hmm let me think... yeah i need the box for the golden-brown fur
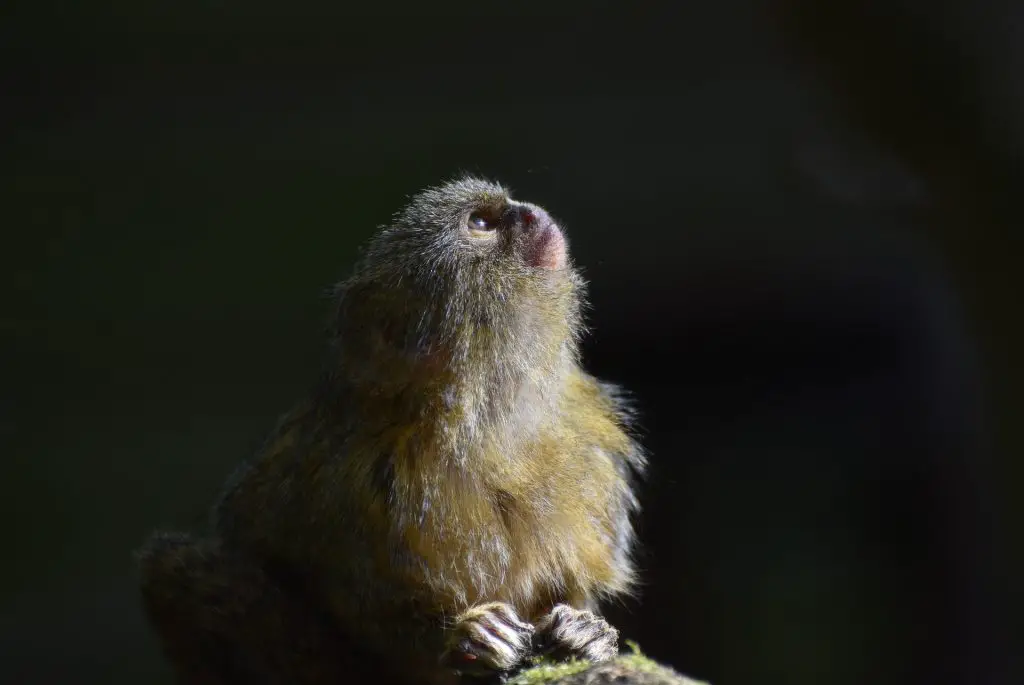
[138,177,646,685]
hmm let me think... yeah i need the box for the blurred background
[2,2,1020,684]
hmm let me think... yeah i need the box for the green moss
[507,658,594,685]
[506,643,709,685]
[606,642,663,674]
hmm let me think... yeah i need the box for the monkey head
[330,177,585,405]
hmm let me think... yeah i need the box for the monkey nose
[510,204,550,232]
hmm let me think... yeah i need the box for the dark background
[3,2,1020,684]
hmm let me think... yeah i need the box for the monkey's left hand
[532,604,620,664]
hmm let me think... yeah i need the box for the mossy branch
[503,644,708,685]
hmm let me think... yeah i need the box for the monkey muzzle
[512,203,567,270]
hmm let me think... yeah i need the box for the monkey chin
[526,222,567,270]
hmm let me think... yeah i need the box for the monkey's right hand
[440,602,536,677]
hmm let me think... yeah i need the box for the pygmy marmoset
[138,177,648,685]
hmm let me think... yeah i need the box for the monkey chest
[395,477,622,616]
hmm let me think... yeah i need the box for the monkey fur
[137,177,647,685]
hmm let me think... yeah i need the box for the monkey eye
[467,209,501,234]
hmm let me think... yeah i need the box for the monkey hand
[533,604,620,664]
[441,602,536,677]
